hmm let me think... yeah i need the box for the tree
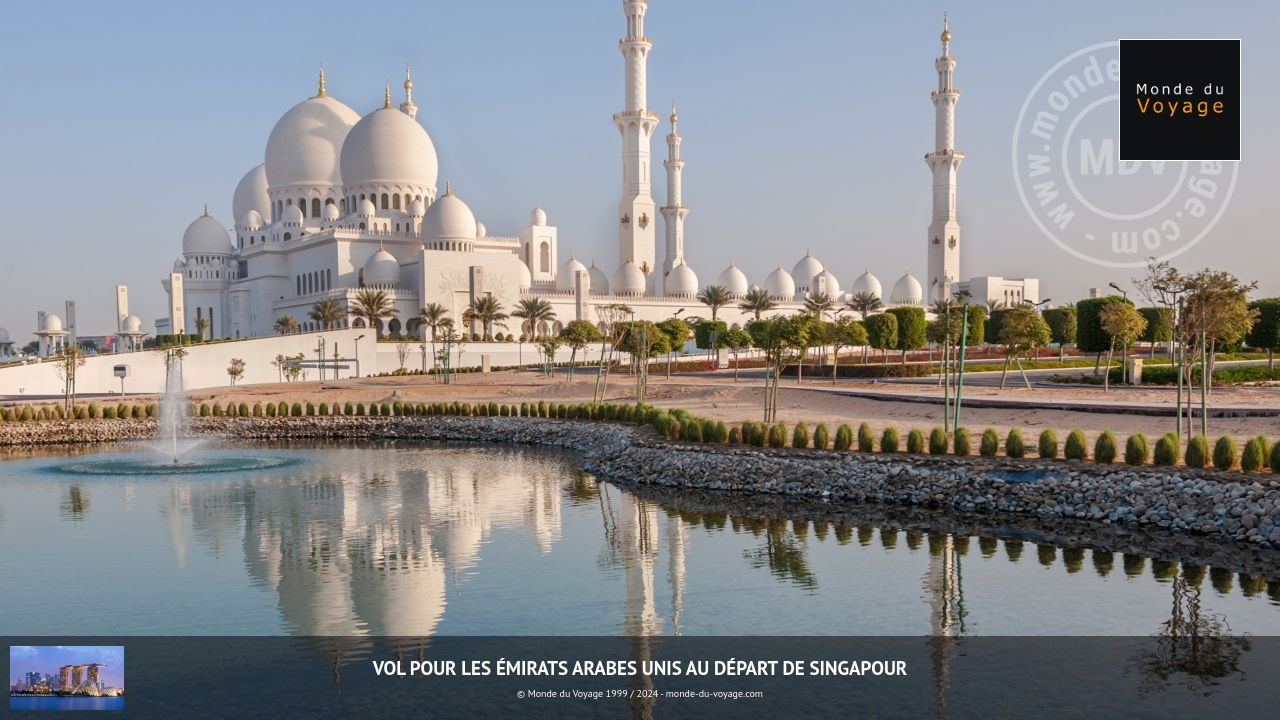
[395,342,411,370]
[1181,269,1257,399]
[416,303,451,341]
[1042,305,1077,360]
[693,319,728,351]
[846,291,882,320]
[54,345,86,413]
[1247,298,1280,371]
[1099,302,1148,391]
[592,303,633,403]
[352,288,397,336]
[804,292,835,321]
[720,326,753,381]
[986,298,1005,312]
[986,307,1016,350]
[738,287,776,320]
[655,317,690,379]
[829,316,868,384]
[747,316,809,422]
[864,313,898,364]
[512,297,555,340]
[1138,306,1174,358]
[697,285,731,322]
[963,304,986,346]
[309,299,343,330]
[194,316,211,342]
[559,320,603,381]
[226,357,245,386]
[1076,296,1130,369]
[997,307,1052,389]
[887,307,927,364]
[535,336,562,376]
[463,295,508,341]
[273,315,299,335]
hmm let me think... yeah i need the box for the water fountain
[151,347,203,465]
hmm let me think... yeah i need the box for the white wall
[0,328,375,397]
[373,340,601,375]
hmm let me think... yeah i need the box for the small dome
[557,256,588,292]
[475,221,487,238]
[322,202,340,221]
[763,265,796,300]
[422,190,477,243]
[890,270,923,305]
[182,211,232,255]
[791,250,825,291]
[363,246,400,286]
[40,314,64,333]
[715,262,749,297]
[408,199,426,217]
[240,209,264,229]
[530,207,547,226]
[588,262,610,295]
[516,258,533,289]
[281,204,304,225]
[814,269,841,297]
[339,105,438,194]
[264,94,360,190]
[665,262,699,298]
[850,268,882,299]
[357,197,376,217]
[123,315,143,333]
[233,164,271,225]
[612,260,646,296]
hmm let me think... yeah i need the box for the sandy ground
[169,368,1280,444]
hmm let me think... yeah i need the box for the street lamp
[354,334,366,377]
[1108,282,1127,301]
[1153,280,1190,441]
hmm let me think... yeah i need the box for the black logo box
[1119,39,1240,161]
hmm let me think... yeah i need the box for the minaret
[614,0,658,291]
[926,13,963,303]
[660,101,688,291]
[400,64,418,119]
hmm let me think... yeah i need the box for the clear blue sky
[0,0,1274,340]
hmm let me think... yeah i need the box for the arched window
[297,197,305,213]
[286,198,292,206]
[311,198,321,217]
[358,223,366,231]
[539,242,550,273]
[380,193,389,209]
[340,198,347,214]
[327,269,332,289]
[392,194,401,210]
[283,233,292,242]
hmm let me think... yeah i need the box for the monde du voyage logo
[1013,39,1240,268]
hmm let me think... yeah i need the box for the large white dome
[363,246,400,286]
[422,190,477,242]
[182,211,232,255]
[763,265,796,300]
[233,164,271,225]
[40,314,64,333]
[791,251,825,291]
[530,207,548,226]
[588,262,610,295]
[890,271,923,305]
[339,106,438,195]
[557,256,588,292]
[850,268,882,298]
[612,260,646,296]
[665,262,699,298]
[264,94,360,191]
[814,269,841,297]
[715,262,749,297]
[516,258,533,290]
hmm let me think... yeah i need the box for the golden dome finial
[404,64,413,92]
[316,64,327,98]
[941,12,951,44]
[202,203,209,217]
[383,80,392,109]
[444,180,452,196]
[670,100,678,125]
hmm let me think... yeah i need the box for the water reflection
[60,485,89,521]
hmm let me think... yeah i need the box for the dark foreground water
[0,441,1277,637]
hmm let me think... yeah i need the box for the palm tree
[273,315,299,335]
[512,297,556,340]
[309,299,343,330]
[194,316,211,341]
[352,289,398,336]
[846,291,882,320]
[986,298,1005,312]
[804,292,835,321]
[463,295,509,341]
[416,303,450,341]
[738,287,776,320]
[697,285,731,322]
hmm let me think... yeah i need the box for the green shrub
[116,403,127,418]
[979,428,999,457]
[1185,435,1209,468]
[304,402,314,416]
[928,428,948,455]
[213,402,226,417]
[686,422,703,443]
[953,427,971,456]
[344,401,354,415]
[1241,436,1267,472]
[857,423,875,453]
[37,407,49,421]
[792,422,809,449]
[1125,433,1149,466]
[147,403,159,418]
[291,402,303,417]
[200,403,211,417]
[1038,429,1058,459]
[880,427,899,453]
[278,401,289,417]
[238,402,249,417]
[252,402,263,417]
[1064,429,1088,460]
[728,426,742,444]
[1094,431,1117,464]
[538,400,548,418]
[355,402,366,416]
[1270,441,1280,473]
[317,402,328,416]
[266,402,277,417]
[905,428,924,454]
[834,424,853,451]
[813,423,830,450]
[1252,435,1270,468]
[1005,429,1026,458]
[768,423,788,449]
[1153,433,1179,466]
[88,402,100,419]
[226,403,238,418]
[102,406,116,419]
[712,421,729,443]
[1213,436,1237,471]
[749,422,766,447]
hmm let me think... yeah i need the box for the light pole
[354,334,365,378]
[316,337,326,382]
[1153,280,1188,441]
[1108,283,1131,383]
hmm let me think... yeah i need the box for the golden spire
[670,100,678,125]
[404,64,413,93]
[941,12,951,44]
[383,81,392,109]
[316,65,327,98]
[444,180,452,196]
[202,203,209,217]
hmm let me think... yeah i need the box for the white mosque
[155,4,1037,342]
